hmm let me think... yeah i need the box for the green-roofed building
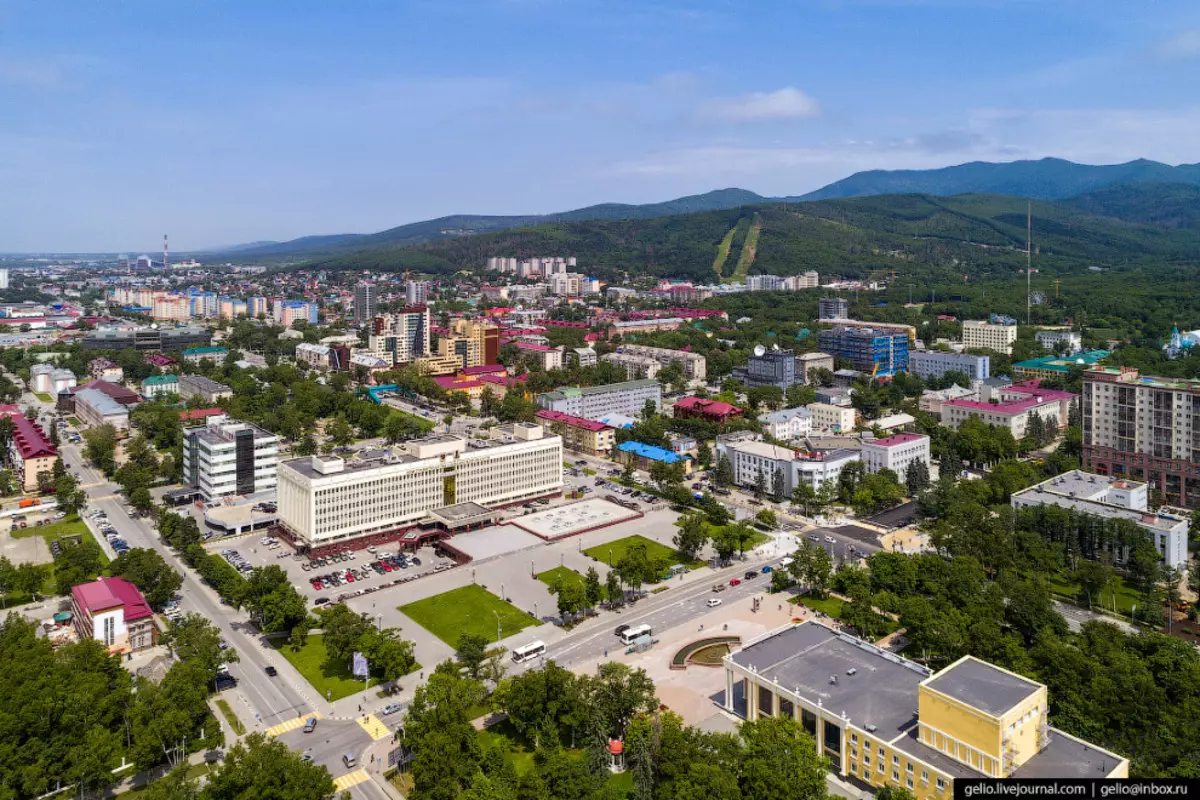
[1012,350,1109,380]
[141,374,179,399]
[182,346,229,364]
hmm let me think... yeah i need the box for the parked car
[824,536,836,544]
[614,624,630,637]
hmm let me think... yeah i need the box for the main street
[52,420,390,800]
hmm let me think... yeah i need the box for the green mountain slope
[801,157,1200,201]
[301,193,1200,282]
[1060,182,1200,230]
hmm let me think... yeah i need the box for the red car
[312,580,323,590]
[382,562,392,572]
[345,572,355,582]
[729,578,741,587]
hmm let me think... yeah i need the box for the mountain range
[218,157,1200,264]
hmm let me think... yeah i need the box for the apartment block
[1011,470,1188,569]
[603,344,706,382]
[182,415,279,500]
[354,282,377,324]
[538,379,661,421]
[177,375,234,404]
[909,351,990,382]
[809,402,857,433]
[819,297,849,320]
[724,623,1126,799]
[796,352,835,384]
[733,349,799,390]
[275,425,562,550]
[715,435,860,494]
[405,280,431,305]
[7,414,58,491]
[1035,330,1082,352]
[962,319,1018,355]
[534,410,616,457]
[1081,367,1200,508]
[943,381,1075,439]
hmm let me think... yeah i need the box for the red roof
[180,407,224,421]
[514,342,555,352]
[1007,380,1077,403]
[460,364,508,377]
[944,397,1054,414]
[536,409,612,432]
[79,380,140,405]
[71,577,153,622]
[673,396,741,417]
[11,415,56,459]
[870,432,927,448]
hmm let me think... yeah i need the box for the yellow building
[436,319,500,369]
[723,622,1127,799]
[534,410,616,457]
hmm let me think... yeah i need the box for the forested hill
[297,192,1200,283]
[800,157,1200,201]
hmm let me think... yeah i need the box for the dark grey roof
[924,658,1040,717]
[1011,729,1125,779]
[890,727,983,780]
[731,622,929,738]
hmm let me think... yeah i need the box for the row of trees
[314,603,418,684]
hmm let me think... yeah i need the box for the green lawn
[1047,572,1141,616]
[11,514,89,542]
[537,566,585,591]
[794,594,899,636]
[33,392,53,403]
[67,416,81,426]
[270,634,382,702]
[214,698,245,735]
[400,584,540,647]
[584,534,703,570]
[478,720,633,794]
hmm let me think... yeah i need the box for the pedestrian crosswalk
[265,712,321,737]
[356,713,391,741]
[333,769,370,792]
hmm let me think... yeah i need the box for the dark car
[743,570,758,580]
[214,673,237,691]
[615,624,631,637]
[264,666,278,677]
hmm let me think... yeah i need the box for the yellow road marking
[264,711,322,737]
[356,713,390,741]
[333,769,370,791]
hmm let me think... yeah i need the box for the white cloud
[1155,28,1200,60]
[700,87,821,121]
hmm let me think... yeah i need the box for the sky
[3,0,1200,252]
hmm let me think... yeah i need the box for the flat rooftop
[1011,729,1126,779]
[923,657,1040,718]
[428,502,495,524]
[510,498,642,541]
[730,622,929,738]
[1012,488,1182,533]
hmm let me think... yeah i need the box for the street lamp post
[493,610,501,643]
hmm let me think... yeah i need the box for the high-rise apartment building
[405,280,431,305]
[963,319,1018,355]
[182,415,279,500]
[817,327,909,376]
[1082,366,1200,507]
[354,282,377,324]
[435,318,499,368]
[369,305,430,365]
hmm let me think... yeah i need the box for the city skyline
[3,0,1200,251]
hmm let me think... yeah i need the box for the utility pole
[1026,200,1033,326]
[907,284,914,305]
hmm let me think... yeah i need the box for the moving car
[303,717,318,733]
[743,570,758,580]
[712,583,726,593]
[706,598,723,608]
[729,578,741,587]
[381,702,403,716]
[264,666,278,677]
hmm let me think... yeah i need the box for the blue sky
[3,0,1200,252]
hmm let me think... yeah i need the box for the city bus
[619,624,651,645]
[512,640,546,664]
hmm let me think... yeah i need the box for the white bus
[512,640,546,664]
[619,624,651,645]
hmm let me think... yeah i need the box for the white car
[706,598,723,608]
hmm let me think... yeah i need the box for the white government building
[181,415,280,501]
[276,424,563,550]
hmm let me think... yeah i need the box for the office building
[370,305,430,365]
[7,415,58,492]
[182,415,279,501]
[74,388,130,431]
[181,346,228,364]
[31,364,76,395]
[603,344,706,382]
[818,327,909,377]
[724,622,1127,797]
[673,396,742,425]
[82,325,212,353]
[796,352,835,384]
[1012,350,1108,381]
[1035,330,1082,352]
[942,382,1075,439]
[538,379,661,421]
[963,319,1018,355]
[275,425,562,550]
[70,577,157,655]
[405,280,431,305]
[819,297,849,320]
[809,402,858,433]
[354,282,377,324]
[1081,367,1200,507]
[1011,470,1188,569]
[733,348,798,390]
[178,375,234,404]
[909,351,990,382]
[760,407,813,441]
[861,433,930,477]
[919,385,978,417]
[535,410,616,457]
[716,434,860,495]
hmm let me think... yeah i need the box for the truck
[18,498,40,509]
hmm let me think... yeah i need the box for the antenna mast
[1026,201,1032,326]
